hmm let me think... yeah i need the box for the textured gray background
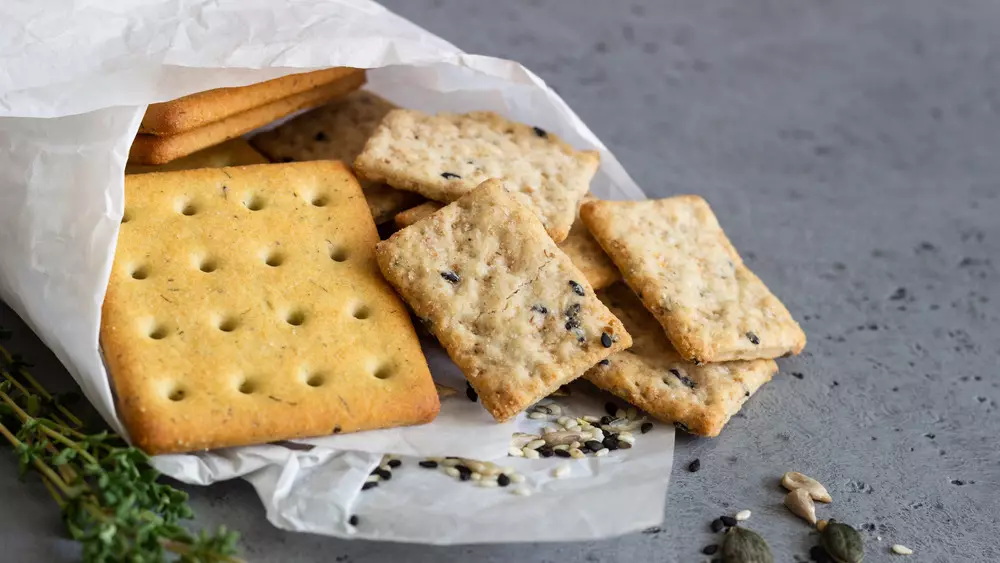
[1,0,999,561]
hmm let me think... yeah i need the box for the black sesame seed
[532,126,548,138]
[565,319,581,331]
[600,415,613,425]
[497,473,511,487]
[569,280,586,296]
[349,515,359,526]
[418,460,438,468]
[669,368,681,377]
[566,303,582,315]
[688,458,701,472]
[441,270,460,283]
[388,459,402,468]
[702,544,719,555]
[361,481,378,491]
[605,402,618,416]
[370,468,379,475]
[334,425,342,434]
[720,515,737,527]
[585,440,604,452]
[441,172,461,179]
[603,436,620,450]
[710,518,725,533]
[466,383,478,402]
[746,331,760,345]
[554,449,572,458]
[640,422,653,434]
[314,131,329,142]
[531,304,549,314]
[674,421,691,433]
[537,445,554,458]
[376,468,392,480]
[617,441,632,449]
[601,332,613,348]
[599,359,610,366]
[455,464,471,475]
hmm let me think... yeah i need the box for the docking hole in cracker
[101,161,439,454]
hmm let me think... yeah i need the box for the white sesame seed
[365,474,379,483]
[428,457,444,463]
[735,510,752,521]
[441,458,460,467]
[562,419,580,429]
[525,439,547,450]
[502,466,516,474]
[619,431,634,441]
[556,416,571,426]
[507,446,524,457]
[509,473,525,484]
[618,433,636,445]
[379,463,391,471]
[569,448,585,459]
[445,467,460,478]
[528,412,549,420]
[482,465,501,476]
[877,536,883,541]
[552,444,569,451]
[579,431,594,440]
[615,408,626,419]
[543,426,558,434]
[471,472,482,481]
[552,464,571,478]
[548,404,562,415]
[476,479,498,488]
[523,448,541,459]
[569,441,581,449]
[466,461,487,473]
[626,407,638,420]
[594,448,610,457]
[513,487,532,496]
[590,430,605,442]
[582,415,601,423]
[892,545,913,555]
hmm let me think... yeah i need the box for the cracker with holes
[250,90,422,224]
[580,195,806,363]
[375,179,631,422]
[101,161,439,454]
[125,138,268,175]
[585,283,778,436]
[355,109,600,242]
[394,200,620,290]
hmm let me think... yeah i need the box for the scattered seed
[785,488,818,525]
[466,384,478,402]
[594,448,609,457]
[477,479,498,488]
[703,544,719,555]
[497,474,511,487]
[418,460,438,469]
[554,449,571,458]
[537,446,554,458]
[582,415,600,423]
[782,471,833,503]
[711,519,725,533]
[523,448,541,459]
[615,408,627,419]
[508,446,524,457]
[618,432,635,444]
[601,332,613,347]
[602,436,620,450]
[441,458,461,467]
[720,515,738,527]
[584,440,603,452]
[513,487,532,496]
[817,519,829,532]
[569,441,581,449]
[552,464,571,478]
[375,468,392,480]
[525,439,547,450]
[509,473,525,484]
[569,280,586,296]
[361,481,378,491]
[640,422,653,434]
[746,331,760,345]
[735,510,752,521]
[891,544,913,555]
[688,459,701,472]
[599,359,610,366]
[569,448,585,459]
[387,459,401,468]
[441,172,461,179]
[349,514,359,526]
[444,467,460,478]
[532,126,547,138]
[528,412,549,420]
[547,404,562,415]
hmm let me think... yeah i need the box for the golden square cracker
[580,196,806,363]
[250,90,423,224]
[584,283,778,437]
[129,72,366,166]
[124,138,268,175]
[393,201,620,290]
[375,179,631,422]
[140,68,361,136]
[355,110,599,242]
[102,161,439,454]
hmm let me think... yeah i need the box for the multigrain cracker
[393,199,620,290]
[129,73,366,165]
[250,90,421,224]
[376,180,631,421]
[584,283,777,437]
[140,68,362,136]
[102,161,438,454]
[355,110,599,242]
[124,138,267,175]
[580,196,806,362]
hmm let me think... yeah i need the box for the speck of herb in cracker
[441,270,460,283]
[569,280,586,296]
[532,126,548,138]
[441,172,461,179]
[314,131,329,142]
[531,304,548,314]
[599,359,610,366]
[601,332,613,348]
[746,331,760,345]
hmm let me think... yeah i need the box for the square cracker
[129,72,366,166]
[140,67,361,136]
[393,200,620,290]
[585,283,778,437]
[125,138,268,175]
[250,90,422,224]
[355,110,600,242]
[102,161,439,454]
[580,195,806,363]
[376,179,631,421]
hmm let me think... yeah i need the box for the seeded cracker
[581,196,806,362]
[125,138,268,175]
[376,180,631,421]
[101,162,439,454]
[393,199,621,290]
[355,110,600,242]
[250,91,422,223]
[584,283,777,436]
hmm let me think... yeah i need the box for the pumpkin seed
[821,522,865,563]
[781,471,832,503]
[721,527,773,563]
[784,488,817,525]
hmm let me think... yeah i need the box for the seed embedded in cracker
[375,180,630,422]
[101,162,439,454]
[580,196,806,363]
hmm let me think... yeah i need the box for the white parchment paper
[0,0,670,543]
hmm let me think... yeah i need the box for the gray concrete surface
[2,0,999,561]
